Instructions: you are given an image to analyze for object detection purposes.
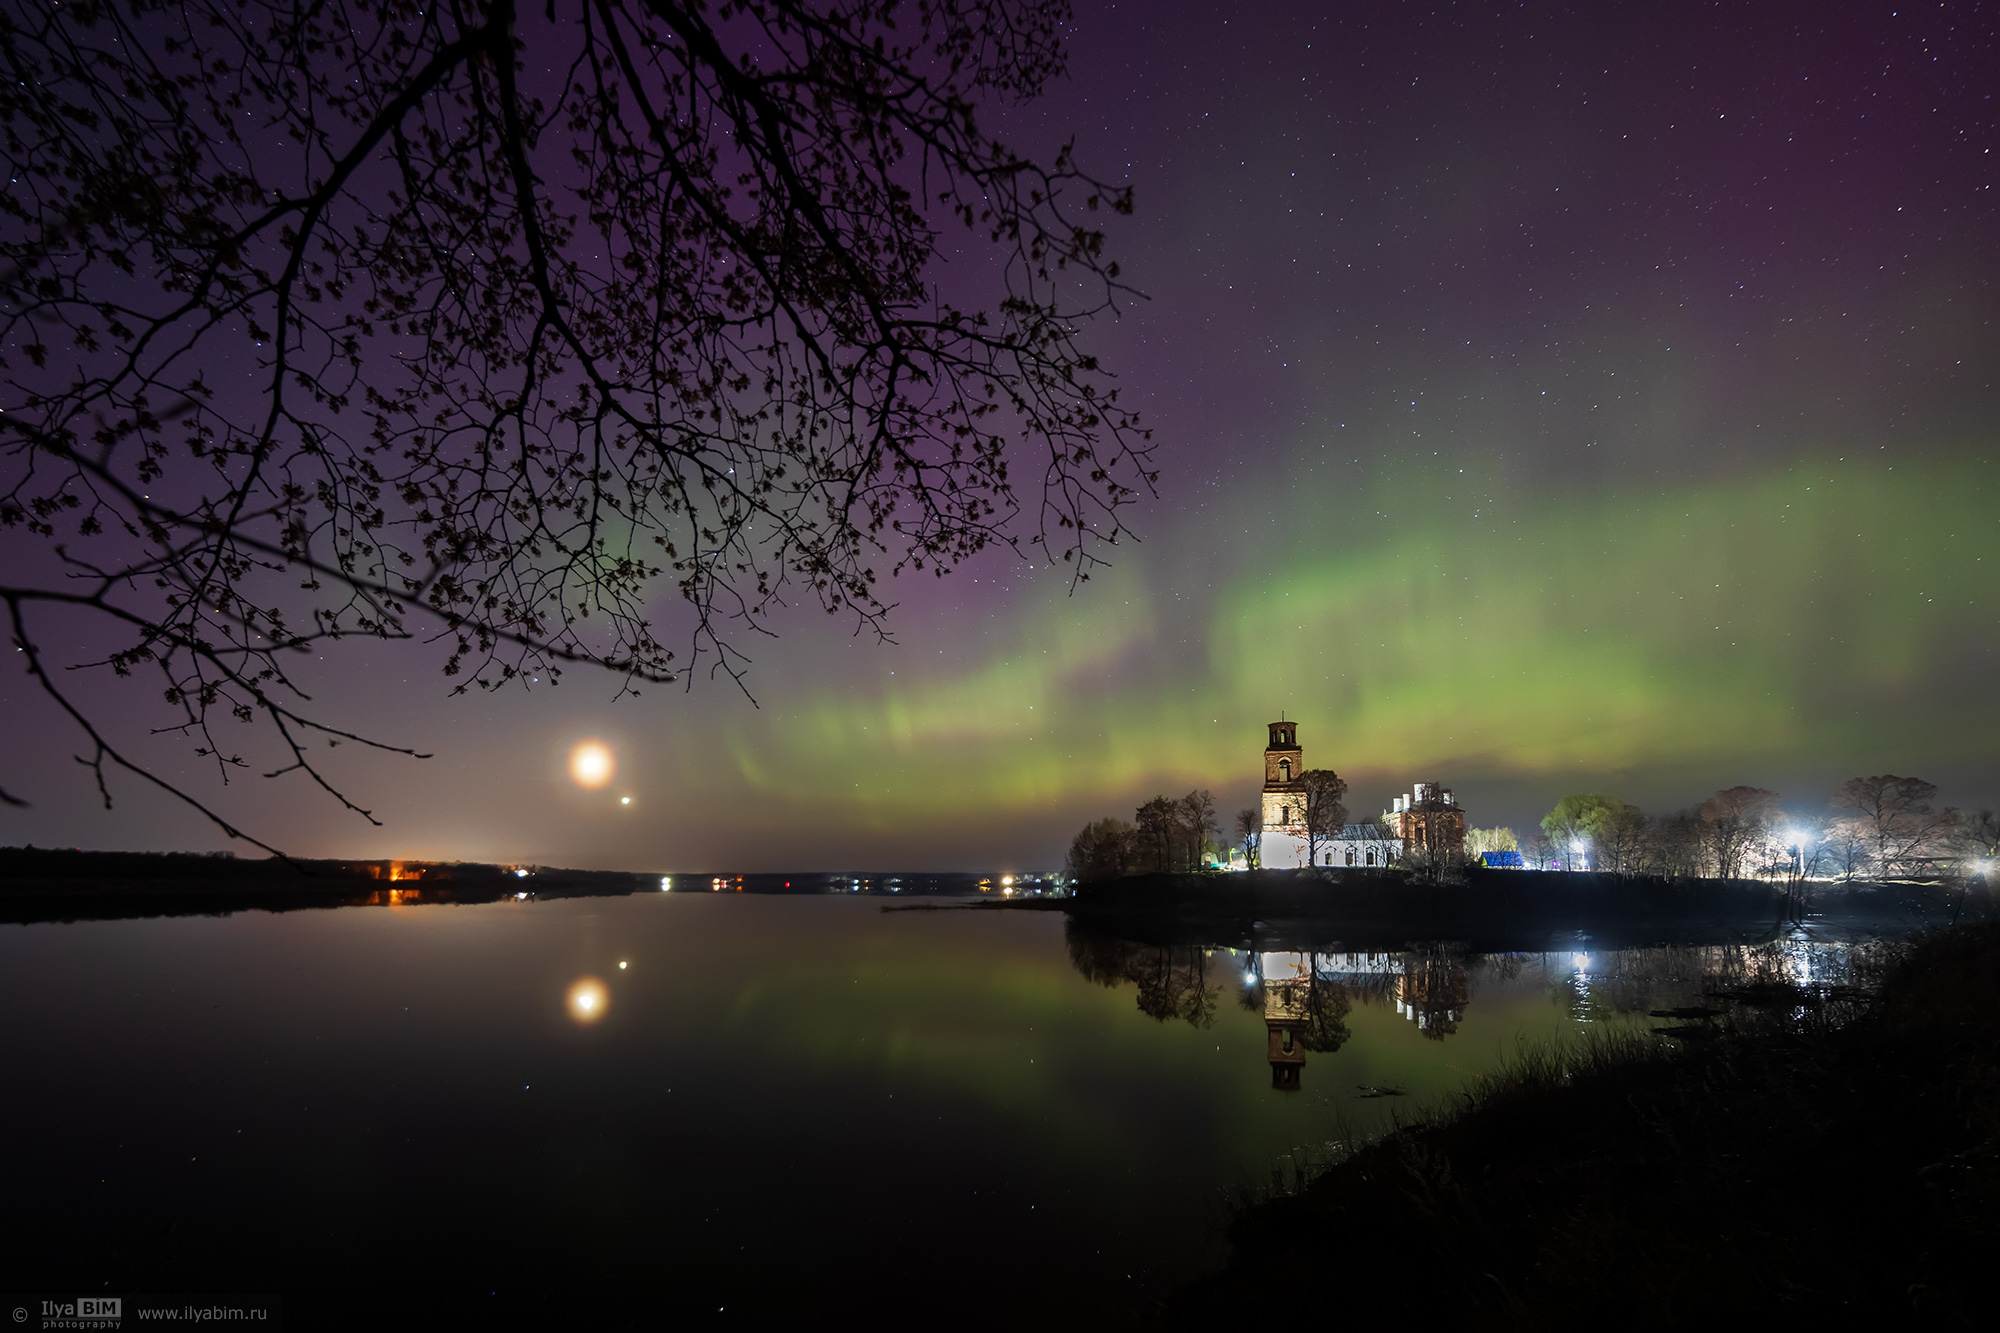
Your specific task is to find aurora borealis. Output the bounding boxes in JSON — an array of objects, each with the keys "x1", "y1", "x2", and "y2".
[{"x1": 4, "y1": 1, "x2": 1994, "y2": 867}]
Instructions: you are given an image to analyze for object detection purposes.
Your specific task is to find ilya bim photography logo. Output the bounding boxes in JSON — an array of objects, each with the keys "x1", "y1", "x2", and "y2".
[
  {"x1": 7, "y1": 1297, "x2": 280, "y2": 1331},
  {"x1": 25, "y1": 1298, "x2": 120, "y2": 1329}
]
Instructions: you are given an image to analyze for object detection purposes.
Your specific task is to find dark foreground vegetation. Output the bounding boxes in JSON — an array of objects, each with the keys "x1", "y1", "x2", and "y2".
[{"x1": 1163, "y1": 922, "x2": 2000, "y2": 1326}]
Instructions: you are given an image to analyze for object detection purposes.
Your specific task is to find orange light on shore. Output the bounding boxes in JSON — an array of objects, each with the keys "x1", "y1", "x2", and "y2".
[
  {"x1": 568, "y1": 741, "x2": 615, "y2": 789},
  {"x1": 565, "y1": 976, "x2": 609, "y2": 1024}
]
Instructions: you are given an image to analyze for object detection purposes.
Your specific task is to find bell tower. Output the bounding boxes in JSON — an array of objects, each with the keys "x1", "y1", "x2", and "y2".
[{"x1": 1260, "y1": 718, "x2": 1305, "y2": 836}]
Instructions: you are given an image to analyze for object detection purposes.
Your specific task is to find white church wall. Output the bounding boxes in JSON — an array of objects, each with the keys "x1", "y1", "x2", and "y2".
[{"x1": 1262, "y1": 832, "x2": 1309, "y2": 869}]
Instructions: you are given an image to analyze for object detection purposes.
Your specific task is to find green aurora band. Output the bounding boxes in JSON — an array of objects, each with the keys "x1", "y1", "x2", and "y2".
[{"x1": 723, "y1": 449, "x2": 1992, "y2": 828}]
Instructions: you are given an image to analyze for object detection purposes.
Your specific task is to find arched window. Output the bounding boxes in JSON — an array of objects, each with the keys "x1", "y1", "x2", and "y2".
[
  {"x1": 1279, "y1": 758, "x2": 1291, "y2": 781},
  {"x1": 1279, "y1": 805, "x2": 1289, "y2": 824},
  {"x1": 1345, "y1": 850, "x2": 1355, "y2": 867},
  {"x1": 1365, "y1": 850, "x2": 1375, "y2": 866}
]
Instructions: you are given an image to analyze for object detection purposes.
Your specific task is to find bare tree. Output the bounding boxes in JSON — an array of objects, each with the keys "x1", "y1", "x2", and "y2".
[
  {"x1": 1523, "y1": 827, "x2": 1557, "y2": 872},
  {"x1": 1063, "y1": 816, "x2": 1134, "y2": 883},
  {"x1": 1297, "y1": 768, "x2": 1347, "y2": 871},
  {"x1": 1699, "y1": 787, "x2": 1779, "y2": 879},
  {"x1": 1132, "y1": 795, "x2": 1180, "y2": 873},
  {"x1": 1177, "y1": 788, "x2": 1218, "y2": 869},
  {"x1": 1833, "y1": 776, "x2": 1958, "y2": 880},
  {"x1": 1824, "y1": 816, "x2": 1873, "y2": 882},
  {"x1": 0, "y1": 1, "x2": 1150, "y2": 840},
  {"x1": 1234, "y1": 805, "x2": 1262, "y2": 869},
  {"x1": 1643, "y1": 809, "x2": 1707, "y2": 879},
  {"x1": 1953, "y1": 809, "x2": 2000, "y2": 873},
  {"x1": 1774, "y1": 813, "x2": 1833, "y2": 924}
]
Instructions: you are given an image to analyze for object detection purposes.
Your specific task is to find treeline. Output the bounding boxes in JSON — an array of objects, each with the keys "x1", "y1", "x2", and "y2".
[
  {"x1": 1066, "y1": 791, "x2": 1220, "y2": 881},
  {"x1": 1513, "y1": 775, "x2": 1997, "y2": 881}
]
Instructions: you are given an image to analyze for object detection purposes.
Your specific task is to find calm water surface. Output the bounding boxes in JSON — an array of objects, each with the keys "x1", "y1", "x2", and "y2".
[{"x1": 0, "y1": 891, "x2": 1887, "y2": 1326}]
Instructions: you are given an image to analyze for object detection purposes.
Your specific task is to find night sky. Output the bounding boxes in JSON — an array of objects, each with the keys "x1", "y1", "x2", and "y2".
[{"x1": 5, "y1": 1, "x2": 1995, "y2": 869}]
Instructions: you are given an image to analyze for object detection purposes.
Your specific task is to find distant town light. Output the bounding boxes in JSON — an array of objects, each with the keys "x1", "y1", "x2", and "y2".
[
  {"x1": 514, "y1": 867, "x2": 529, "y2": 879},
  {"x1": 618, "y1": 961, "x2": 628, "y2": 970},
  {"x1": 661, "y1": 877, "x2": 671, "y2": 891},
  {"x1": 620, "y1": 796, "x2": 632, "y2": 806}
]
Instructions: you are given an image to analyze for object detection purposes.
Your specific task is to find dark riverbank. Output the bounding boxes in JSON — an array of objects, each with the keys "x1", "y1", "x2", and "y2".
[
  {"x1": 1071, "y1": 866, "x2": 1985, "y2": 951},
  {"x1": 1162, "y1": 921, "x2": 2000, "y2": 1326},
  {"x1": 0, "y1": 846, "x2": 658, "y2": 924},
  {"x1": 0, "y1": 849, "x2": 1016, "y2": 923}
]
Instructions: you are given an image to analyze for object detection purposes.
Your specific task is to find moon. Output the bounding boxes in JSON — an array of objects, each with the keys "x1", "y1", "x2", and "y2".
[{"x1": 568, "y1": 741, "x2": 615, "y2": 789}]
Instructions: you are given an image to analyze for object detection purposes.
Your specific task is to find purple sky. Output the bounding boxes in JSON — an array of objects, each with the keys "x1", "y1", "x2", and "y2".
[{"x1": 4, "y1": 1, "x2": 1994, "y2": 869}]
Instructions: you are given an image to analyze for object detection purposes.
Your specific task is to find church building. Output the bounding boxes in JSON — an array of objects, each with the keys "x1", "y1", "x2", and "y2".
[
  {"x1": 1258, "y1": 720, "x2": 1314, "y2": 869},
  {"x1": 1255, "y1": 720, "x2": 1468, "y2": 871}
]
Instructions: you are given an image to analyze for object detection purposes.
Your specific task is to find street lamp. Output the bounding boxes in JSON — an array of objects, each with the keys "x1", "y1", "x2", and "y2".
[{"x1": 1569, "y1": 838, "x2": 1588, "y2": 872}]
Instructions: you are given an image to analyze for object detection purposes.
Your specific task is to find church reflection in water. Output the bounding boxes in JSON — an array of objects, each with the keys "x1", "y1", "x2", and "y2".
[
  {"x1": 1066, "y1": 921, "x2": 1862, "y2": 1092},
  {"x1": 1252, "y1": 949, "x2": 1464, "y2": 1089},
  {"x1": 1066, "y1": 930, "x2": 1454, "y2": 1091}
]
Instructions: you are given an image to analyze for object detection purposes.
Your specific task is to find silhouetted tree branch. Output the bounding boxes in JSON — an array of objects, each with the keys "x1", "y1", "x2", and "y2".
[
  {"x1": 1297, "y1": 768, "x2": 1346, "y2": 871},
  {"x1": 0, "y1": 0, "x2": 1151, "y2": 840}
]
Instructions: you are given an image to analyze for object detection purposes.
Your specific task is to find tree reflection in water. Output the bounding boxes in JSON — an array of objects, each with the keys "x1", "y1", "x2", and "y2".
[
  {"x1": 1067, "y1": 933, "x2": 1222, "y2": 1028},
  {"x1": 1065, "y1": 919, "x2": 1900, "y2": 1095},
  {"x1": 1397, "y1": 944, "x2": 1470, "y2": 1041}
]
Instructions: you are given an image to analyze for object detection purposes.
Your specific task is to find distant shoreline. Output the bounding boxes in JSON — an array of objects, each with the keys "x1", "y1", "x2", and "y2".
[
  {"x1": 0, "y1": 848, "x2": 1029, "y2": 924},
  {"x1": 0, "y1": 853, "x2": 658, "y2": 925},
  {"x1": 5, "y1": 848, "x2": 1983, "y2": 943}
]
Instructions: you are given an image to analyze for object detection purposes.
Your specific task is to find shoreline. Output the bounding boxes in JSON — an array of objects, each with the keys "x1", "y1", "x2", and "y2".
[
  {"x1": 6, "y1": 849, "x2": 1983, "y2": 942},
  {"x1": 1067, "y1": 866, "x2": 1987, "y2": 951}
]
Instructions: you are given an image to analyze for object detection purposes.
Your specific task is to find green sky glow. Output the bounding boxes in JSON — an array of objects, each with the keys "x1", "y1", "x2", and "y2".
[{"x1": 714, "y1": 449, "x2": 1992, "y2": 840}]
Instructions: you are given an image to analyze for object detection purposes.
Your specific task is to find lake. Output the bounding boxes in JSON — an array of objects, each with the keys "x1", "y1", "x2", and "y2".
[{"x1": 0, "y1": 886, "x2": 1901, "y2": 1327}]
